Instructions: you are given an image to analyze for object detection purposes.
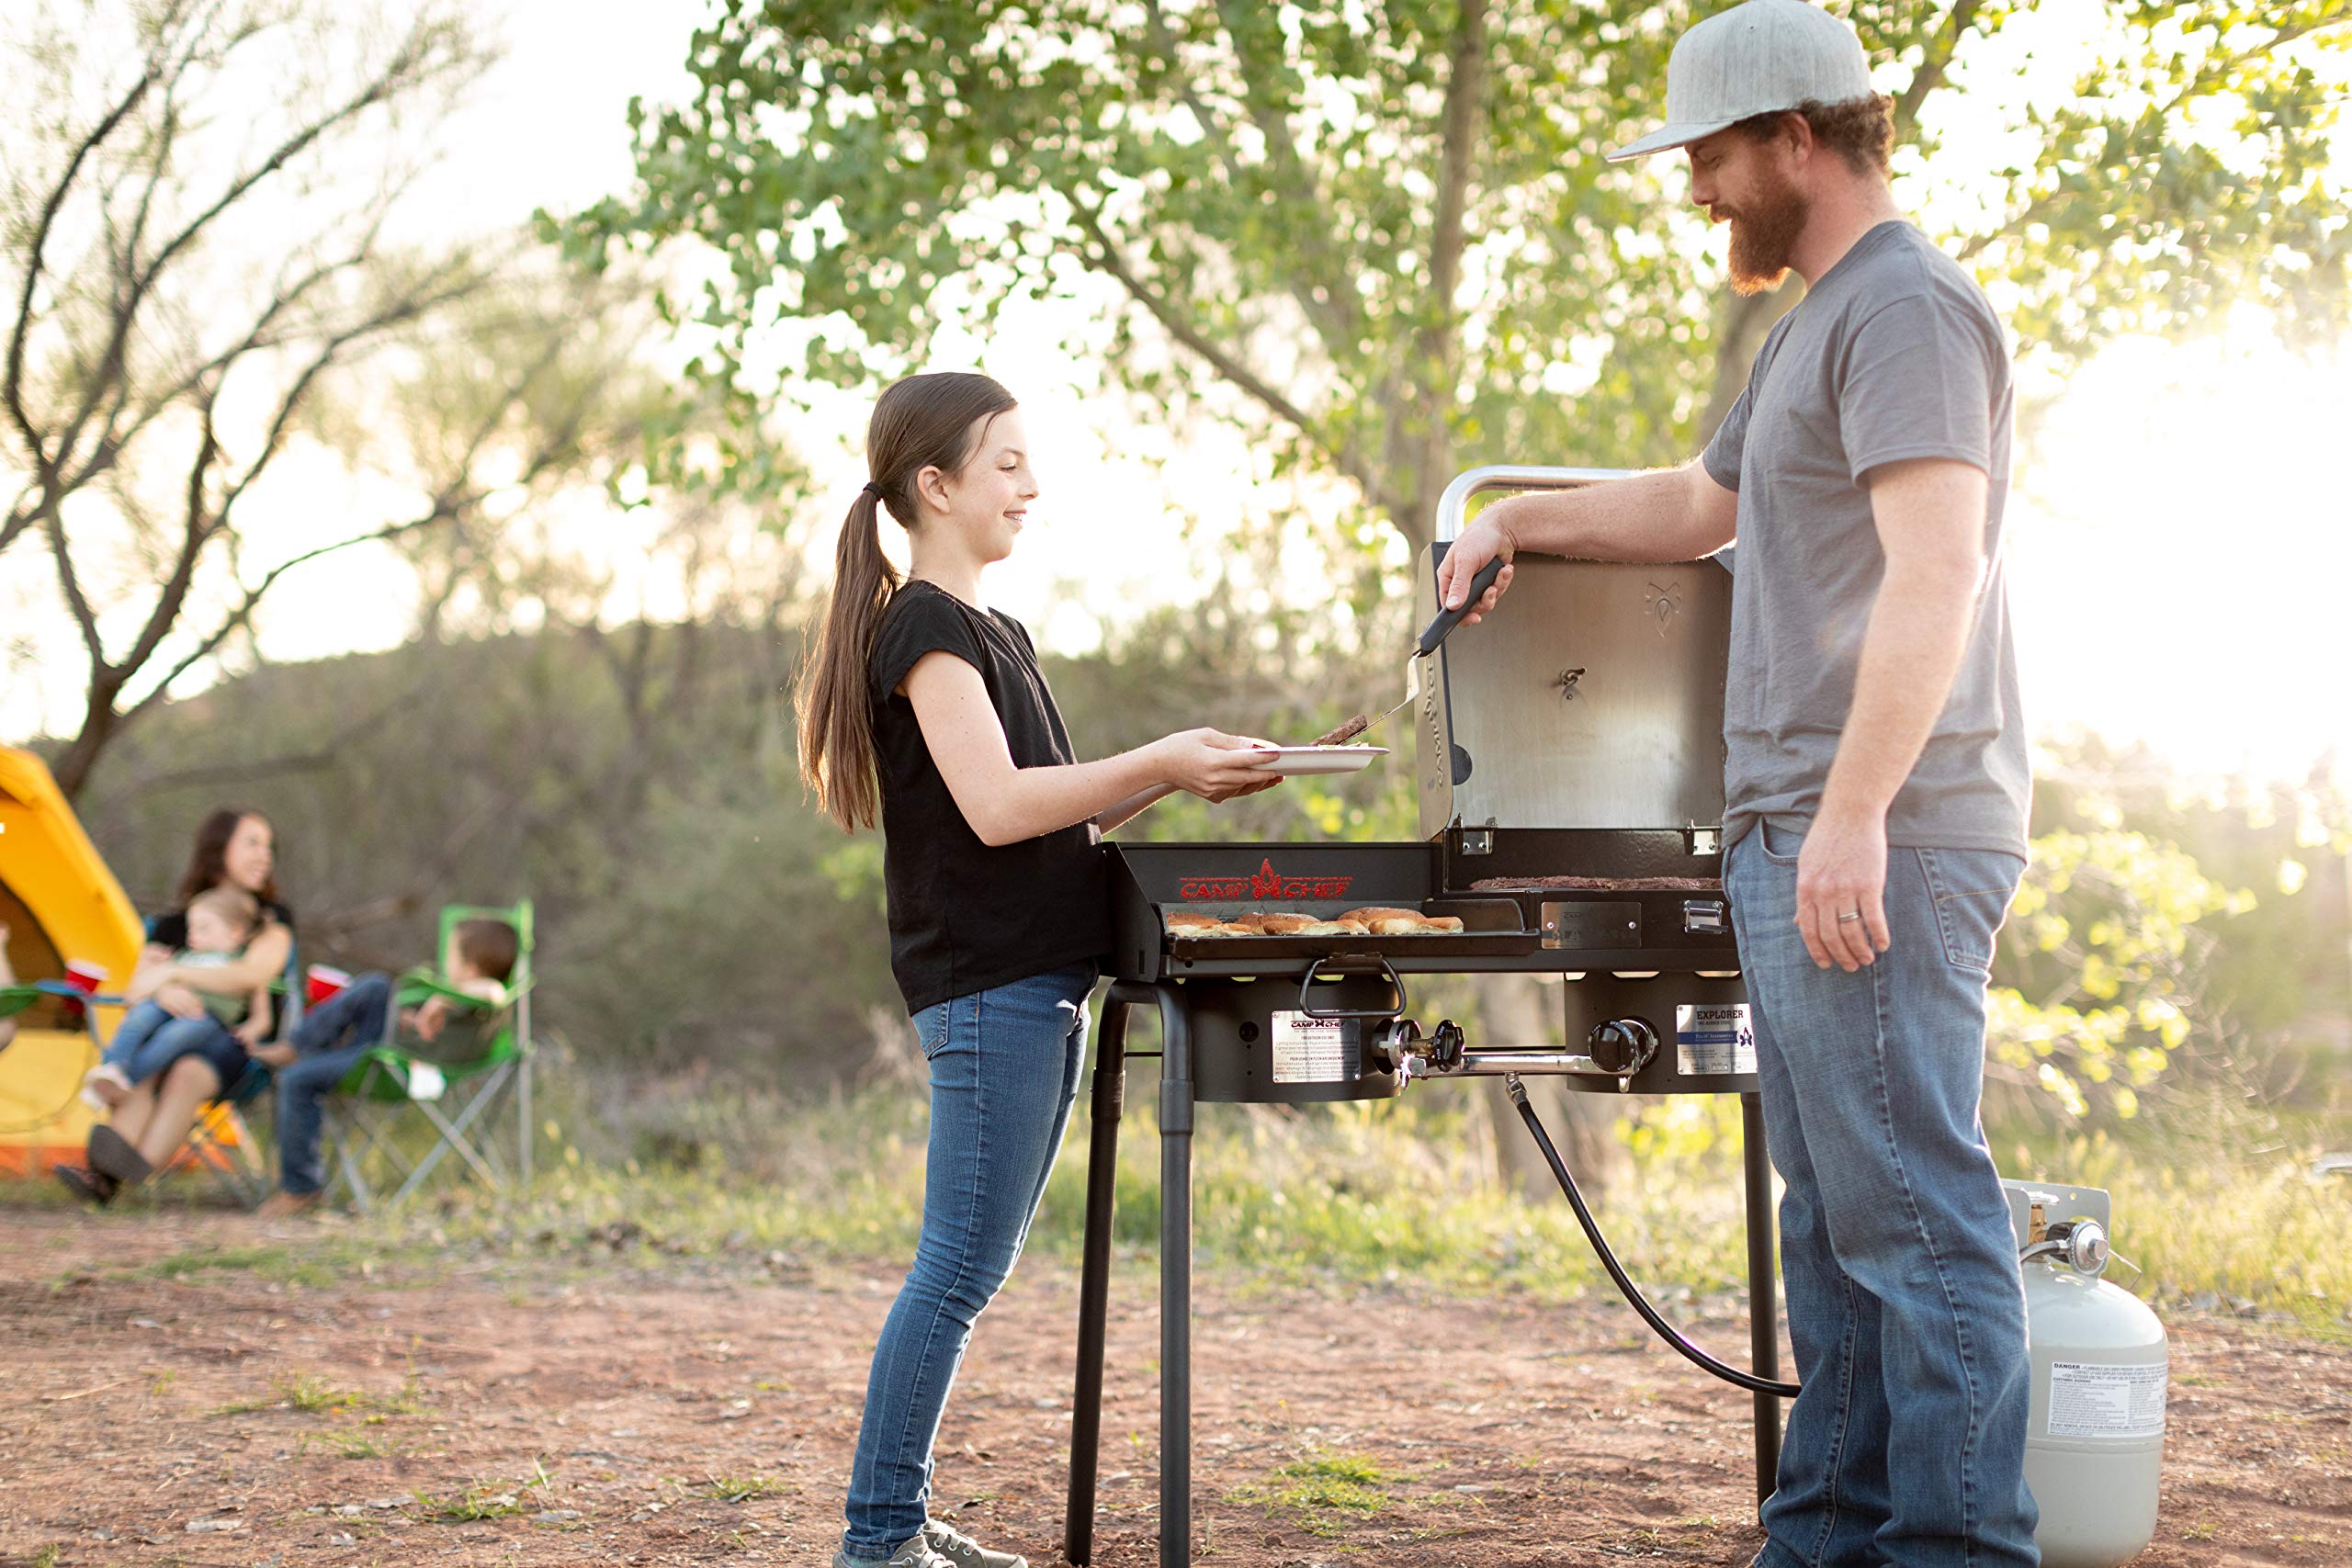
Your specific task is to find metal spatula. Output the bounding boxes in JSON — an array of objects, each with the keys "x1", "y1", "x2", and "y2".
[{"x1": 1318, "y1": 556, "x2": 1505, "y2": 745}]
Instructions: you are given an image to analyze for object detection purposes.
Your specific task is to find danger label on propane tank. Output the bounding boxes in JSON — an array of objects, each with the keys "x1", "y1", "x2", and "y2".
[
  {"x1": 1271, "y1": 1011, "x2": 1355, "y2": 1084},
  {"x1": 2046, "y1": 1360, "x2": 2167, "y2": 1440},
  {"x1": 1676, "y1": 1003, "x2": 1756, "y2": 1077}
]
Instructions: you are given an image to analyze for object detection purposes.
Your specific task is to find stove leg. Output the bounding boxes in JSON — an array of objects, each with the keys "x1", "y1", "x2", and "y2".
[
  {"x1": 1157, "y1": 984, "x2": 1194, "y2": 1567},
  {"x1": 1741, "y1": 1089, "x2": 1782, "y2": 1506},
  {"x1": 1064, "y1": 987, "x2": 1134, "y2": 1566}
]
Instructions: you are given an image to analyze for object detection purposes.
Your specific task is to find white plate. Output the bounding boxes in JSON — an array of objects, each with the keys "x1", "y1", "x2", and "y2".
[{"x1": 1246, "y1": 746, "x2": 1389, "y2": 774}]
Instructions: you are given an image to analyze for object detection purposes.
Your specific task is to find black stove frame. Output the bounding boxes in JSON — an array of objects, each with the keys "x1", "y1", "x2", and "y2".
[{"x1": 1063, "y1": 840, "x2": 1786, "y2": 1566}]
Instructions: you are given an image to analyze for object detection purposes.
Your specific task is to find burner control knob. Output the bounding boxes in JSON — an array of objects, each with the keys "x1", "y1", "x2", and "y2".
[
  {"x1": 1365, "y1": 1019, "x2": 1420, "y2": 1074},
  {"x1": 1587, "y1": 1018, "x2": 1659, "y2": 1076}
]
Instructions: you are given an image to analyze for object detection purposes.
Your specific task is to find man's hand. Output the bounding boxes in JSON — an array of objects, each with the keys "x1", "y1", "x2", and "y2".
[
  {"x1": 250, "y1": 1042, "x2": 296, "y2": 1068},
  {"x1": 1793, "y1": 810, "x2": 1892, "y2": 971},
  {"x1": 1434, "y1": 512, "x2": 1518, "y2": 623}
]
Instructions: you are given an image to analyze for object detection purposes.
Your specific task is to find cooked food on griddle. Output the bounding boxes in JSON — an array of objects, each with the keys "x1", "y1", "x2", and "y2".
[
  {"x1": 1168, "y1": 907, "x2": 1462, "y2": 939},
  {"x1": 1340, "y1": 906, "x2": 1464, "y2": 934}
]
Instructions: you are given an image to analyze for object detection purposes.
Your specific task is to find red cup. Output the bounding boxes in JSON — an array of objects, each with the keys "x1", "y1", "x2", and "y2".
[
  {"x1": 304, "y1": 965, "x2": 350, "y2": 1006},
  {"x1": 60, "y1": 958, "x2": 107, "y2": 1023}
]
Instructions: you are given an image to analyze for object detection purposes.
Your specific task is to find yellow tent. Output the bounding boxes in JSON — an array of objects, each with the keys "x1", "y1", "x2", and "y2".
[{"x1": 0, "y1": 746, "x2": 141, "y2": 1175}]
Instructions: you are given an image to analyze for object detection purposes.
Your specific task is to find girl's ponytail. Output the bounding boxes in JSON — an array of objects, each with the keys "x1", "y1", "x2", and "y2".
[
  {"x1": 797, "y1": 487, "x2": 899, "y2": 830},
  {"x1": 795, "y1": 371, "x2": 1019, "y2": 832}
]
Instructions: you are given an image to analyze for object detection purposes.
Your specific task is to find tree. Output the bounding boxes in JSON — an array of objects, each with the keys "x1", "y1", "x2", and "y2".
[
  {"x1": 0, "y1": 0, "x2": 639, "y2": 795},
  {"x1": 575, "y1": 0, "x2": 2349, "y2": 546}
]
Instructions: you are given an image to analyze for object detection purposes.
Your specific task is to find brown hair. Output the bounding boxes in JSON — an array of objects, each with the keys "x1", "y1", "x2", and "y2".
[
  {"x1": 1732, "y1": 93, "x2": 1896, "y2": 176},
  {"x1": 185, "y1": 886, "x2": 259, "y2": 940},
  {"x1": 174, "y1": 807, "x2": 279, "y2": 908},
  {"x1": 452, "y1": 919, "x2": 519, "y2": 986},
  {"x1": 795, "y1": 372, "x2": 1021, "y2": 831}
]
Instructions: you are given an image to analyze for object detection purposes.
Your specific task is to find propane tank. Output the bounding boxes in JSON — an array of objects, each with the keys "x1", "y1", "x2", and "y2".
[{"x1": 2005, "y1": 1180, "x2": 2167, "y2": 1568}]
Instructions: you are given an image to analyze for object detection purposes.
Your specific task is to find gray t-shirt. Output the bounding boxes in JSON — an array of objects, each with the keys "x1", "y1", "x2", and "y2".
[{"x1": 1702, "y1": 220, "x2": 2030, "y2": 857}]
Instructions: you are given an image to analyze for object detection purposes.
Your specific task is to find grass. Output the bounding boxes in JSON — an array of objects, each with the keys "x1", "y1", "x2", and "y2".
[
  {"x1": 697, "y1": 1473, "x2": 787, "y2": 1503},
  {"x1": 413, "y1": 1483, "x2": 532, "y2": 1522},
  {"x1": 1228, "y1": 1450, "x2": 1394, "y2": 1537},
  {"x1": 211, "y1": 1371, "x2": 426, "y2": 1418},
  {"x1": 53, "y1": 1079, "x2": 2350, "y2": 1334}
]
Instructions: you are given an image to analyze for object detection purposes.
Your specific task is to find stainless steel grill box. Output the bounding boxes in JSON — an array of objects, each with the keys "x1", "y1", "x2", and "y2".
[
  {"x1": 1063, "y1": 468, "x2": 1783, "y2": 1568},
  {"x1": 1415, "y1": 551, "x2": 1733, "y2": 841}
]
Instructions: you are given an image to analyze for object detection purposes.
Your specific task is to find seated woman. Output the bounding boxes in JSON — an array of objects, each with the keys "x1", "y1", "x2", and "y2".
[
  {"x1": 83, "y1": 887, "x2": 272, "y2": 1095},
  {"x1": 54, "y1": 808, "x2": 293, "y2": 1205}
]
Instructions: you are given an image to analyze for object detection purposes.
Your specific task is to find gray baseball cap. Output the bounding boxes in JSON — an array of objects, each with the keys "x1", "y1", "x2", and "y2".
[{"x1": 1608, "y1": 0, "x2": 1873, "y2": 163}]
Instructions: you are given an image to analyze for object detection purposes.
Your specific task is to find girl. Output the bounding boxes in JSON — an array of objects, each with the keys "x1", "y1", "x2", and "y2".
[{"x1": 798, "y1": 372, "x2": 1281, "y2": 1568}]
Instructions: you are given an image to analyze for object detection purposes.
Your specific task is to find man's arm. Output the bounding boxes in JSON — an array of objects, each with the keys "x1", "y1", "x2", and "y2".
[
  {"x1": 1435, "y1": 460, "x2": 1738, "y2": 618},
  {"x1": 1795, "y1": 457, "x2": 1991, "y2": 972}
]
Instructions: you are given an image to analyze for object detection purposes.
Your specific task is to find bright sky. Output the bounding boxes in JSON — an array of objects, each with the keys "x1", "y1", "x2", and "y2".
[{"x1": 6, "y1": 0, "x2": 2347, "y2": 788}]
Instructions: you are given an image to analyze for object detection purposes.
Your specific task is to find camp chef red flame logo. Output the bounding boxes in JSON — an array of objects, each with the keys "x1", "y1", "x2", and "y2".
[{"x1": 1177, "y1": 857, "x2": 1353, "y2": 902}]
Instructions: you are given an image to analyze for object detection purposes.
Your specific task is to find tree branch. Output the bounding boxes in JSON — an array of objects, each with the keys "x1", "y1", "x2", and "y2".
[
  {"x1": 6, "y1": 60, "x2": 159, "y2": 479},
  {"x1": 1893, "y1": 0, "x2": 1982, "y2": 135},
  {"x1": 106, "y1": 386, "x2": 227, "y2": 686},
  {"x1": 1066, "y1": 196, "x2": 1413, "y2": 522},
  {"x1": 51, "y1": 15, "x2": 458, "y2": 475},
  {"x1": 1206, "y1": 0, "x2": 1367, "y2": 355}
]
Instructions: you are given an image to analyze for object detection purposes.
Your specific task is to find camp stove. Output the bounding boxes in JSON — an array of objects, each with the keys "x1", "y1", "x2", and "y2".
[{"x1": 1064, "y1": 468, "x2": 1792, "y2": 1567}]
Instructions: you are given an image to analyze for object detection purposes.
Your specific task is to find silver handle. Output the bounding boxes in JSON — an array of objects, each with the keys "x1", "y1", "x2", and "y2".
[{"x1": 1434, "y1": 464, "x2": 1642, "y2": 542}]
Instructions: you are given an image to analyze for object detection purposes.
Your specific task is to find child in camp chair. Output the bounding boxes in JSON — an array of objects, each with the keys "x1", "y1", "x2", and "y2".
[{"x1": 253, "y1": 917, "x2": 518, "y2": 1219}]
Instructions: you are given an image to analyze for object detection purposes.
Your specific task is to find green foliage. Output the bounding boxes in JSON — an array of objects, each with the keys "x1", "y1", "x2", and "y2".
[
  {"x1": 1230, "y1": 1450, "x2": 1395, "y2": 1536},
  {"x1": 1989, "y1": 827, "x2": 2254, "y2": 1119},
  {"x1": 1993, "y1": 736, "x2": 2352, "y2": 1122},
  {"x1": 571, "y1": 0, "x2": 2352, "y2": 547}
]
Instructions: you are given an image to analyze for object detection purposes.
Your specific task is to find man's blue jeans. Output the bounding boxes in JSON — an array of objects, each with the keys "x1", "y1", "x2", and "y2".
[
  {"x1": 1726, "y1": 818, "x2": 2038, "y2": 1568},
  {"x1": 274, "y1": 972, "x2": 394, "y2": 1196},
  {"x1": 842, "y1": 964, "x2": 1093, "y2": 1562}
]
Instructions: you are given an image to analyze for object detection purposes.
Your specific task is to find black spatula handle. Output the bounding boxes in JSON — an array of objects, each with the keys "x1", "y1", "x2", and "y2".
[{"x1": 1417, "y1": 555, "x2": 1505, "y2": 656}]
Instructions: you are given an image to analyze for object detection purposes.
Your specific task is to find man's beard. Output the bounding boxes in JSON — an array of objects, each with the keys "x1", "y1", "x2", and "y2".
[{"x1": 1716, "y1": 169, "x2": 1809, "y2": 296}]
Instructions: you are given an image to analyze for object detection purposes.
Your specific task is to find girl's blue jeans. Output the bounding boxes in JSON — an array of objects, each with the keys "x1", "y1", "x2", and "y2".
[
  {"x1": 842, "y1": 964, "x2": 1093, "y2": 1562},
  {"x1": 1728, "y1": 818, "x2": 2038, "y2": 1568}
]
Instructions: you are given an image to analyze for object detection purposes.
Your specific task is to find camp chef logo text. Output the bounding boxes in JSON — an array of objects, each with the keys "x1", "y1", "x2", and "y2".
[{"x1": 1177, "y1": 857, "x2": 1354, "y2": 902}]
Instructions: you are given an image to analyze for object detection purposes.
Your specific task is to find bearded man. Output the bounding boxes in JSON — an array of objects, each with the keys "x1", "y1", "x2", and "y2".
[{"x1": 1439, "y1": 3, "x2": 2037, "y2": 1564}]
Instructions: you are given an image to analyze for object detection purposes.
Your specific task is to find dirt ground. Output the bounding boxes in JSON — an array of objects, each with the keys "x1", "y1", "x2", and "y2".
[{"x1": 2, "y1": 1210, "x2": 2346, "y2": 1568}]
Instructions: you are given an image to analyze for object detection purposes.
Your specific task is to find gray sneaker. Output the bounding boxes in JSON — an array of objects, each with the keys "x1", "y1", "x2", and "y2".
[
  {"x1": 831, "y1": 1536, "x2": 955, "y2": 1568},
  {"x1": 921, "y1": 1518, "x2": 1030, "y2": 1568}
]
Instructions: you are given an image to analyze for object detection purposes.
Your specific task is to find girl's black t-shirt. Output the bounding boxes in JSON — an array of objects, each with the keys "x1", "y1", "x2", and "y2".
[{"x1": 868, "y1": 581, "x2": 1107, "y2": 1014}]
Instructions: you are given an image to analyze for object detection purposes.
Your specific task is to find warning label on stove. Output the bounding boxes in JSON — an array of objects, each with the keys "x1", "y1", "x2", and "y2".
[
  {"x1": 1675, "y1": 1003, "x2": 1756, "y2": 1077},
  {"x1": 2046, "y1": 1360, "x2": 2167, "y2": 1440},
  {"x1": 1271, "y1": 1011, "x2": 1356, "y2": 1084}
]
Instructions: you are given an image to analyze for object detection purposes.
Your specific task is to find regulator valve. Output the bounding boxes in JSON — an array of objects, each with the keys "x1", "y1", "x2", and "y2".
[{"x1": 2021, "y1": 1217, "x2": 2110, "y2": 1276}]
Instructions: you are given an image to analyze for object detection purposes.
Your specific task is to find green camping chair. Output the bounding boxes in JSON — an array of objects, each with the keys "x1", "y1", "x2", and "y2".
[
  {"x1": 0, "y1": 984, "x2": 41, "y2": 1026},
  {"x1": 323, "y1": 900, "x2": 537, "y2": 1211}
]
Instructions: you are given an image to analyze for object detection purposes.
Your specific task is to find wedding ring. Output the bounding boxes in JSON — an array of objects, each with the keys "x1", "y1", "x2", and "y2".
[{"x1": 1836, "y1": 911, "x2": 1863, "y2": 923}]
